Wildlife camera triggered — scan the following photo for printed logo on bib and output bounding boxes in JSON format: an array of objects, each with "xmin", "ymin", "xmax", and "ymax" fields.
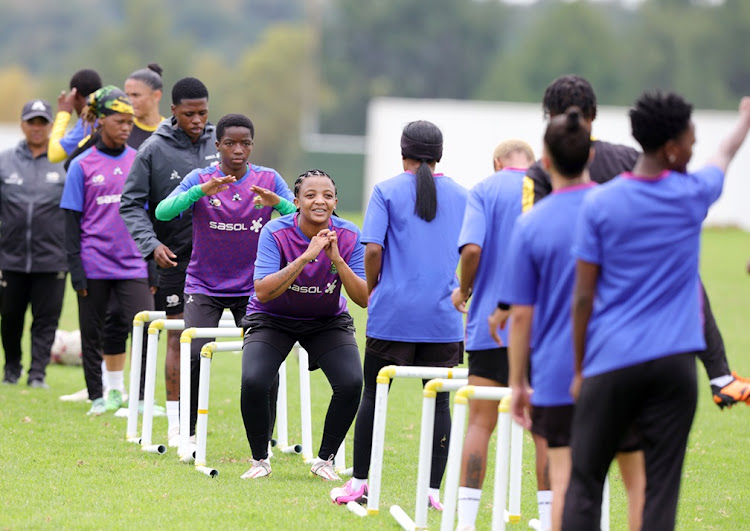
[
  {"xmin": 233, "ymin": 193, "xmax": 241, "ymax": 201},
  {"xmin": 288, "ymin": 279, "xmax": 338, "ymax": 295},
  {"xmin": 208, "ymin": 197, "xmax": 221, "ymax": 208},
  {"xmin": 250, "ymin": 218, "xmax": 263, "ymax": 233},
  {"xmin": 209, "ymin": 221, "xmax": 247, "ymax": 231},
  {"xmin": 96, "ymin": 194, "xmax": 121, "ymax": 205},
  {"xmin": 113, "ymin": 167, "xmax": 123, "ymax": 175},
  {"xmin": 5, "ymin": 173, "xmax": 22, "ymax": 185}
]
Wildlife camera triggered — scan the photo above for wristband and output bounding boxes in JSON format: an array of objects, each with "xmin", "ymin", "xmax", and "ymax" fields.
[{"xmin": 497, "ymin": 302, "xmax": 510, "ymax": 311}]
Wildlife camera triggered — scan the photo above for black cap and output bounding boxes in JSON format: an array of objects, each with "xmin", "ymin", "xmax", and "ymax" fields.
[{"xmin": 21, "ymin": 99, "xmax": 53, "ymax": 122}]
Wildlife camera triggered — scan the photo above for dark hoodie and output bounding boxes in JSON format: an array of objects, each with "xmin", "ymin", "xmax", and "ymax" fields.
[
  {"xmin": 0, "ymin": 140, "xmax": 66, "ymax": 273},
  {"xmin": 119, "ymin": 117, "xmax": 218, "ymax": 265}
]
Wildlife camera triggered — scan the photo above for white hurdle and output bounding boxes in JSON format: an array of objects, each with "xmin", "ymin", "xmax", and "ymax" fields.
[
  {"xmin": 138, "ymin": 317, "xmax": 238, "ymax": 456},
  {"xmin": 441, "ymin": 386, "xmax": 513, "ymax": 531},
  {"xmin": 389, "ymin": 377, "xmax": 468, "ymax": 531},
  {"xmin": 194, "ymin": 342, "xmax": 349, "ymax": 477},
  {"xmin": 179, "ymin": 326, "xmax": 244, "ymax": 461},
  {"xmin": 126, "ymin": 311, "xmax": 166, "ymax": 444},
  {"xmin": 193, "ymin": 340, "xmax": 244, "ymax": 477},
  {"xmin": 365, "ymin": 366, "xmax": 469, "ymax": 516}
]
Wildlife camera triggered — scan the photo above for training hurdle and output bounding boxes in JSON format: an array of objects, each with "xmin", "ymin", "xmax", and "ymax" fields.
[
  {"xmin": 440, "ymin": 386, "xmax": 513, "ymax": 531},
  {"xmin": 126, "ymin": 310, "xmax": 237, "ymax": 448},
  {"xmin": 138, "ymin": 317, "xmax": 239, "ymax": 455},
  {"xmin": 178, "ymin": 326, "xmax": 244, "ymax": 460},
  {"xmin": 364, "ymin": 366, "xmax": 469, "ymax": 517},
  {"xmin": 194, "ymin": 342, "xmax": 349, "ymax": 477},
  {"xmin": 388, "ymin": 377, "xmax": 468, "ymax": 530},
  {"xmin": 126, "ymin": 311, "xmax": 166, "ymax": 444}
]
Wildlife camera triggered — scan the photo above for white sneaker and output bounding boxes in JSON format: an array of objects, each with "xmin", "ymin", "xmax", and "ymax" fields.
[
  {"xmin": 167, "ymin": 426, "xmax": 180, "ymax": 448},
  {"xmin": 59, "ymin": 388, "xmax": 89, "ymax": 402},
  {"xmin": 241, "ymin": 459, "xmax": 271, "ymax": 479},
  {"xmin": 311, "ymin": 454, "xmax": 341, "ymax": 481}
]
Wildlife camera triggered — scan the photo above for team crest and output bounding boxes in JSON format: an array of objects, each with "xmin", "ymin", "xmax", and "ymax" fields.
[
  {"xmin": 329, "ymin": 263, "xmax": 338, "ymax": 275},
  {"xmin": 92, "ymin": 174, "xmax": 105, "ymax": 185},
  {"xmin": 209, "ymin": 197, "xmax": 221, "ymax": 207}
]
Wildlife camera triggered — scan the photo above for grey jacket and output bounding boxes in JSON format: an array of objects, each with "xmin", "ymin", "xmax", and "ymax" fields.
[
  {"xmin": 0, "ymin": 140, "xmax": 67, "ymax": 273},
  {"xmin": 119, "ymin": 117, "xmax": 218, "ymax": 263}
]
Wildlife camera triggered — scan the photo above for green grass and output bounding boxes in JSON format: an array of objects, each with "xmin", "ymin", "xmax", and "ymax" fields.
[{"xmin": 1, "ymin": 226, "xmax": 749, "ymax": 530}]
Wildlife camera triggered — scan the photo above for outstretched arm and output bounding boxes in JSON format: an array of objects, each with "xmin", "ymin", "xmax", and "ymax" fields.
[{"xmin": 707, "ymin": 97, "xmax": 750, "ymax": 173}]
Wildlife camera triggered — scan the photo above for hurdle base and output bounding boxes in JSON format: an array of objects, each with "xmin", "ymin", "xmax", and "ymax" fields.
[
  {"xmin": 346, "ymin": 501, "xmax": 368, "ymax": 517},
  {"xmin": 336, "ymin": 466, "xmax": 353, "ymax": 477},
  {"xmin": 141, "ymin": 444, "xmax": 166, "ymax": 454},
  {"xmin": 281, "ymin": 444, "xmax": 303, "ymax": 454},
  {"xmin": 389, "ymin": 505, "xmax": 416, "ymax": 531},
  {"xmin": 127, "ymin": 436, "xmax": 141, "ymax": 444},
  {"xmin": 179, "ymin": 452, "xmax": 196, "ymax": 464},
  {"xmin": 195, "ymin": 465, "xmax": 218, "ymax": 478}
]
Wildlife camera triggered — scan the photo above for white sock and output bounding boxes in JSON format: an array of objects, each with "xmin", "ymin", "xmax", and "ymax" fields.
[
  {"xmin": 538, "ymin": 490, "xmax": 552, "ymax": 531},
  {"xmin": 101, "ymin": 360, "xmax": 109, "ymax": 389},
  {"xmin": 108, "ymin": 370, "xmax": 124, "ymax": 393},
  {"xmin": 166, "ymin": 401, "xmax": 179, "ymax": 431},
  {"xmin": 457, "ymin": 486, "xmax": 482, "ymax": 528},
  {"xmin": 351, "ymin": 477, "xmax": 367, "ymax": 490},
  {"xmin": 428, "ymin": 487, "xmax": 441, "ymax": 503},
  {"xmin": 710, "ymin": 374, "xmax": 734, "ymax": 387}
]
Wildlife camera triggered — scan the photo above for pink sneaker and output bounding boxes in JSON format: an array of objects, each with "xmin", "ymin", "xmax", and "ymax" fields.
[
  {"xmin": 428, "ymin": 494, "xmax": 444, "ymax": 511},
  {"xmin": 330, "ymin": 479, "xmax": 368, "ymax": 505}
]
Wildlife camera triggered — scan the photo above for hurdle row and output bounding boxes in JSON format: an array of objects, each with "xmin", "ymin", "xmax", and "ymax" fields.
[{"xmin": 126, "ymin": 311, "xmax": 347, "ymax": 476}]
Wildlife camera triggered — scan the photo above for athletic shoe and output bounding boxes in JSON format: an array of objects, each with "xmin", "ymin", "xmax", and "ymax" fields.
[
  {"xmin": 732, "ymin": 371, "xmax": 750, "ymax": 384},
  {"xmin": 113, "ymin": 402, "xmax": 167, "ymax": 418},
  {"xmin": 28, "ymin": 379, "xmax": 49, "ymax": 389},
  {"xmin": 712, "ymin": 377, "xmax": 750, "ymax": 409},
  {"xmin": 2, "ymin": 373, "xmax": 19, "ymax": 385},
  {"xmin": 59, "ymin": 388, "xmax": 89, "ymax": 402},
  {"xmin": 241, "ymin": 459, "xmax": 271, "ymax": 479},
  {"xmin": 105, "ymin": 389, "xmax": 123, "ymax": 411},
  {"xmin": 330, "ymin": 479, "xmax": 368, "ymax": 505},
  {"xmin": 87, "ymin": 398, "xmax": 108, "ymax": 416},
  {"xmin": 428, "ymin": 494, "xmax": 444, "ymax": 511},
  {"xmin": 167, "ymin": 426, "xmax": 180, "ymax": 448},
  {"xmin": 311, "ymin": 455, "xmax": 341, "ymax": 481}
]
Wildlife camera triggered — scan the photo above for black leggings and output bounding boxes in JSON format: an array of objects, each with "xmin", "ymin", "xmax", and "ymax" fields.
[
  {"xmin": 241, "ymin": 341, "xmax": 362, "ymax": 461},
  {"xmin": 562, "ymin": 352, "xmax": 697, "ymax": 531},
  {"xmin": 352, "ymin": 353, "xmax": 451, "ymax": 489},
  {"xmin": 697, "ymin": 283, "xmax": 730, "ymax": 379}
]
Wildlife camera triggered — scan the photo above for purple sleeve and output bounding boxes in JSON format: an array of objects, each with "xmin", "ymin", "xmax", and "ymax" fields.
[
  {"xmin": 457, "ymin": 185, "xmax": 486, "ymax": 250},
  {"xmin": 572, "ymin": 194, "xmax": 601, "ymax": 265},
  {"xmin": 273, "ymin": 172, "xmax": 295, "ymax": 202},
  {"xmin": 500, "ymin": 221, "xmax": 538, "ymax": 305},
  {"xmin": 253, "ymin": 226, "xmax": 282, "ymax": 280},
  {"xmin": 361, "ymin": 185, "xmax": 388, "ymax": 246}
]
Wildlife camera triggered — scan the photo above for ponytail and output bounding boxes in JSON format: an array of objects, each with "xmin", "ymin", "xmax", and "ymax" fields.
[{"xmin": 401, "ymin": 120, "xmax": 443, "ymax": 222}]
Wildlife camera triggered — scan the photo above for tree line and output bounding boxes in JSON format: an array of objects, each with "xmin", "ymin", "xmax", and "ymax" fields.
[{"xmin": 2, "ymin": 0, "xmax": 748, "ymax": 178}]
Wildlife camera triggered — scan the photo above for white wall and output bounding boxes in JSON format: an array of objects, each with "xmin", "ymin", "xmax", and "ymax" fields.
[
  {"xmin": 0, "ymin": 125, "xmax": 21, "ymax": 152},
  {"xmin": 364, "ymin": 97, "xmax": 750, "ymax": 229}
]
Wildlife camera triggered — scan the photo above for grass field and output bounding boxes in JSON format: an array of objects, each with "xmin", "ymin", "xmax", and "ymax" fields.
[{"xmin": 1, "ymin": 225, "xmax": 749, "ymax": 530}]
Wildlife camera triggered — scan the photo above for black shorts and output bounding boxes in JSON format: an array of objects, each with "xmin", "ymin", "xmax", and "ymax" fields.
[
  {"xmin": 531, "ymin": 404, "xmax": 642, "ymax": 452},
  {"xmin": 240, "ymin": 312, "xmax": 358, "ymax": 370},
  {"xmin": 155, "ymin": 262, "xmax": 188, "ymax": 316},
  {"xmin": 365, "ymin": 337, "xmax": 463, "ymax": 367},
  {"xmin": 531, "ymin": 405, "xmax": 575, "ymax": 448},
  {"xmin": 467, "ymin": 347, "xmax": 509, "ymax": 385}
]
